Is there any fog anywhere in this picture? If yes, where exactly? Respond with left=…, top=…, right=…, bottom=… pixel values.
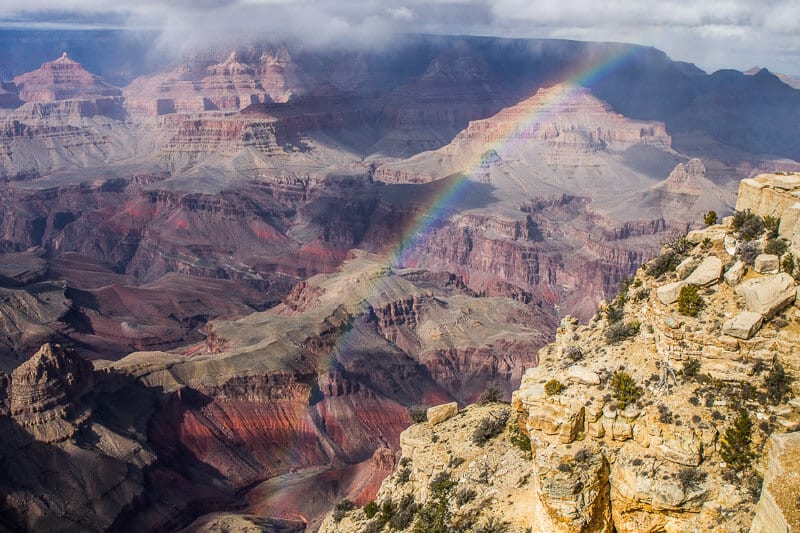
left=0, top=0, right=798, bottom=74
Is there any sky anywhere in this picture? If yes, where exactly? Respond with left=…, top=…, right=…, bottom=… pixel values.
left=0, top=0, right=798, bottom=75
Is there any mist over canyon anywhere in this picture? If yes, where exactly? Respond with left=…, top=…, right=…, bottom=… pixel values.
left=0, top=30, right=798, bottom=531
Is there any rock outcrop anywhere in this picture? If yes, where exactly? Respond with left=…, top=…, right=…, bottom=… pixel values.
left=12, top=53, right=122, bottom=102
left=323, top=173, right=800, bottom=532
left=749, top=432, right=800, bottom=533
left=8, top=343, right=93, bottom=442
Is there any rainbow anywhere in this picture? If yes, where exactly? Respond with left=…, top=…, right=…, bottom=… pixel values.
left=262, top=44, right=646, bottom=519
left=321, top=42, right=645, bottom=375
left=390, top=43, right=643, bottom=269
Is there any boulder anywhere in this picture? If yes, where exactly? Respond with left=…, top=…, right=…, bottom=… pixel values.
left=722, top=311, right=763, bottom=340
left=686, top=228, right=726, bottom=244
left=754, top=254, right=780, bottom=274
left=566, top=365, right=600, bottom=385
left=656, top=281, right=686, bottom=305
left=735, top=273, right=797, bottom=319
left=676, top=257, right=700, bottom=279
left=749, top=432, right=800, bottom=533
left=426, top=402, right=458, bottom=425
left=724, top=260, right=746, bottom=286
left=684, top=255, right=722, bottom=287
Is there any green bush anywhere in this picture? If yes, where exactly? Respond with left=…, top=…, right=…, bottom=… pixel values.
left=565, top=345, right=583, bottom=362
left=764, top=215, right=781, bottom=239
left=396, top=466, right=412, bottom=483
left=545, top=379, right=565, bottom=396
left=412, top=473, right=456, bottom=533
left=764, top=238, right=788, bottom=256
left=509, top=425, right=532, bottom=454
left=333, top=499, right=355, bottom=522
left=676, top=467, right=707, bottom=493
left=677, top=285, right=705, bottom=317
left=683, top=357, right=701, bottom=379
left=782, top=254, right=796, bottom=275
left=454, top=487, right=477, bottom=506
left=704, top=211, right=718, bottom=226
left=646, top=250, right=681, bottom=278
left=605, top=321, right=640, bottom=344
left=720, top=409, right=754, bottom=471
left=408, top=405, right=428, bottom=423
left=765, top=360, right=792, bottom=405
left=612, top=370, right=643, bottom=409
left=364, top=500, right=379, bottom=519
left=472, top=409, right=510, bottom=446
left=737, top=241, right=760, bottom=265
left=478, top=381, right=503, bottom=404
left=732, top=210, right=765, bottom=241
left=388, top=494, right=417, bottom=530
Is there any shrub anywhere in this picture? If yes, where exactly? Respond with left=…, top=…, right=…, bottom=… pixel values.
left=764, top=215, right=781, bottom=239
left=474, top=518, right=511, bottom=533
left=683, top=357, right=701, bottom=379
left=646, top=250, right=681, bottom=278
left=565, top=345, right=584, bottom=362
left=364, top=500, right=379, bottom=519
left=408, top=405, right=428, bottom=423
left=478, top=382, right=503, bottom=404
left=388, top=494, right=417, bottom=530
left=545, top=379, right=566, bottom=396
left=574, top=448, right=592, bottom=463
left=765, top=360, right=792, bottom=405
left=764, top=238, right=788, bottom=256
left=677, top=285, right=705, bottom=317
left=662, top=231, right=692, bottom=254
left=612, top=370, right=643, bottom=409
left=740, top=215, right=765, bottom=241
left=605, top=303, right=625, bottom=323
left=396, top=466, right=411, bottom=483
left=509, top=425, right=532, bottom=454
left=737, top=241, right=760, bottom=265
left=455, top=487, right=477, bottom=506
left=605, top=321, right=640, bottom=344
left=472, top=409, right=510, bottom=446
left=676, top=467, right=707, bottom=493
left=782, top=254, right=796, bottom=275
left=413, top=473, right=456, bottom=533
left=448, top=456, right=465, bottom=468
left=720, top=409, right=754, bottom=471
left=704, top=211, right=718, bottom=226
left=333, top=499, right=355, bottom=522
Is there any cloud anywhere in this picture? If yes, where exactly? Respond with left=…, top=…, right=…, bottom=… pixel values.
left=0, top=0, right=798, bottom=73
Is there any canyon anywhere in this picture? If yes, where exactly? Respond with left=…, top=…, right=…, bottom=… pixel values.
left=0, top=32, right=798, bottom=530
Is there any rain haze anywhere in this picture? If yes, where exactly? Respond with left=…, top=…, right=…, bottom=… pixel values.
left=0, top=0, right=798, bottom=74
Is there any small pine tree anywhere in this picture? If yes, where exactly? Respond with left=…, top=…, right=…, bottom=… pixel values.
left=478, top=381, right=503, bottom=404
left=720, top=409, right=754, bottom=471
left=544, top=379, right=565, bottom=396
left=704, top=211, right=718, bottom=226
left=611, top=370, right=643, bottom=409
left=782, top=253, right=796, bottom=275
left=677, top=285, right=705, bottom=317
left=764, top=215, right=781, bottom=239
left=764, top=360, right=792, bottom=405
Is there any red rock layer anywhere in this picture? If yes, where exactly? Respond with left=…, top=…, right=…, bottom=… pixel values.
left=13, top=53, right=121, bottom=102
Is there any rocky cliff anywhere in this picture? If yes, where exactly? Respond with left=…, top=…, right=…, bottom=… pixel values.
left=324, top=172, right=800, bottom=532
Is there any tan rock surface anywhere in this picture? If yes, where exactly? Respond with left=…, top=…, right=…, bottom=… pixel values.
left=426, top=402, right=458, bottom=425
left=735, top=272, right=797, bottom=318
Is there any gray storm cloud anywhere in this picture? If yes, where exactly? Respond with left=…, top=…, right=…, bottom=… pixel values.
left=0, top=0, right=798, bottom=73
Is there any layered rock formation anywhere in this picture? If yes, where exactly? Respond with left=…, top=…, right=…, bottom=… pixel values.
left=325, top=172, right=800, bottom=532
left=12, top=52, right=122, bottom=102
left=0, top=250, right=555, bottom=530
